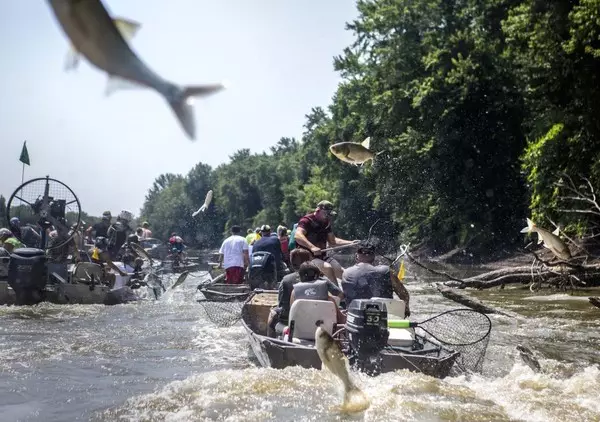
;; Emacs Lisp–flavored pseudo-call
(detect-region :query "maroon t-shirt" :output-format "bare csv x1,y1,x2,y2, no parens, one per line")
297,213,332,250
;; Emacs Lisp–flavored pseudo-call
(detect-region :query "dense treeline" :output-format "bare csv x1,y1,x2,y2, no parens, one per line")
140,0,600,255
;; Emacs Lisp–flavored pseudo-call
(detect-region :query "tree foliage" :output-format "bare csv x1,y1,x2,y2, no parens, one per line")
140,0,600,253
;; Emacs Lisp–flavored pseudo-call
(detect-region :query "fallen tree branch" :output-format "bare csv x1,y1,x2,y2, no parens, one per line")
436,285,511,316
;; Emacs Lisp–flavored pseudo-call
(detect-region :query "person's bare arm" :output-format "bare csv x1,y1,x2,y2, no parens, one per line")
326,232,356,247
295,227,321,254
289,290,296,307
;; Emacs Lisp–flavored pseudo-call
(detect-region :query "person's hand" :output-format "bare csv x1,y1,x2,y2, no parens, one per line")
310,246,322,256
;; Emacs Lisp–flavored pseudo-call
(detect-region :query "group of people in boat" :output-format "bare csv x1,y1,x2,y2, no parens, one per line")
0,210,161,288
216,200,411,338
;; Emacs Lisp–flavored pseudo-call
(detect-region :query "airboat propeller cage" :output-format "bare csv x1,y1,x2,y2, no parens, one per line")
345,299,389,360
6,176,81,251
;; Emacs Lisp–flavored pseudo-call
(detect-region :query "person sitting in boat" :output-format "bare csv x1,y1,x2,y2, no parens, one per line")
0,228,23,253
249,225,286,289
86,211,112,242
289,262,346,323
218,225,249,284
107,210,133,260
269,248,340,337
293,200,358,285
341,242,411,316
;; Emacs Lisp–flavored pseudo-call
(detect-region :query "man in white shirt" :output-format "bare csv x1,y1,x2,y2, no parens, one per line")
218,225,249,284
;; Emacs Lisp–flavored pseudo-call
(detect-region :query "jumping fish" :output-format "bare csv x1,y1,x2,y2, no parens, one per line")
329,137,382,166
192,190,213,217
315,321,369,410
47,0,227,140
520,218,571,260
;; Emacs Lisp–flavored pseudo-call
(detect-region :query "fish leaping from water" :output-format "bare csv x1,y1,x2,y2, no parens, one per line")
47,0,228,140
520,218,571,261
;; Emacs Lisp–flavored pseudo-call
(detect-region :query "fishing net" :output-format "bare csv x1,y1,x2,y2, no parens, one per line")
415,309,492,374
197,299,245,327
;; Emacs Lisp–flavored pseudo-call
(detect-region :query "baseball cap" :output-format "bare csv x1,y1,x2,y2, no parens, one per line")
260,224,271,232
317,200,337,216
356,240,375,255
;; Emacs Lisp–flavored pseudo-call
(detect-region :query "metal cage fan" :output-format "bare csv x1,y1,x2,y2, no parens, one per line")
6,176,81,251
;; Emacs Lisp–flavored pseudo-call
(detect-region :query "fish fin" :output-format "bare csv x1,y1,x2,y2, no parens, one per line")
192,210,201,218
113,17,142,41
105,75,146,96
361,137,371,150
520,217,535,234
552,227,560,236
64,45,81,71
167,82,228,140
538,236,544,245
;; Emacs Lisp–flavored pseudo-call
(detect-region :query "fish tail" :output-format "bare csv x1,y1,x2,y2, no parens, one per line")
166,82,228,141
343,382,367,406
520,217,535,234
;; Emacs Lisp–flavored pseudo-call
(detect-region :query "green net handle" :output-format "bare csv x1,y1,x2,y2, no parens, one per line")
388,319,416,328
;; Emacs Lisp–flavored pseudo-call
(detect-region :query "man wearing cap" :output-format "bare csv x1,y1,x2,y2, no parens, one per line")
251,225,286,287
342,242,411,315
86,211,112,242
294,200,357,285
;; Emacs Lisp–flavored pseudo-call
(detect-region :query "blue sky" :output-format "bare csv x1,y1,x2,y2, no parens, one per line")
0,0,357,217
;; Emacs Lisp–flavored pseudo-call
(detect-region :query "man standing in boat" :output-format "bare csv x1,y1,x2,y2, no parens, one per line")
218,225,249,284
294,200,357,285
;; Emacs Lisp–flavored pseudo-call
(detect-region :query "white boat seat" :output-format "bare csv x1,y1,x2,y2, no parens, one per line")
387,326,415,347
370,297,406,319
369,297,414,347
72,262,104,284
288,299,336,341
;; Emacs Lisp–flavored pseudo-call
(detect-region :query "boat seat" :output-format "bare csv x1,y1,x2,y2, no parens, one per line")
72,262,104,284
370,297,414,347
288,299,336,341
370,297,406,319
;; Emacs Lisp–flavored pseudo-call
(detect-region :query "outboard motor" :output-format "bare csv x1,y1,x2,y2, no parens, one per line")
247,251,276,290
7,248,47,305
345,299,389,375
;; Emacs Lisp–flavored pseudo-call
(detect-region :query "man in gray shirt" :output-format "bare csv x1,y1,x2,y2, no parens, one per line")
342,243,411,315
290,262,345,323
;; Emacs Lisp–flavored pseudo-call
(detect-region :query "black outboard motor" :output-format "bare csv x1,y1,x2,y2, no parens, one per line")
345,299,389,375
247,251,276,290
7,248,48,305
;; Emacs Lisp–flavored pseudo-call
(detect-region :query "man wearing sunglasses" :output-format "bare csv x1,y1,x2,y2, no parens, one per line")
294,200,357,285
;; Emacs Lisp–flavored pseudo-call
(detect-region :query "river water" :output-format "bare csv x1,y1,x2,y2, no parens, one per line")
1,266,599,421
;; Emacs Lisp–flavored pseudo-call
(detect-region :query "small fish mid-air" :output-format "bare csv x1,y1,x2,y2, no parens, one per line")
192,190,213,217
315,321,369,409
329,137,382,166
47,0,228,141
520,218,571,260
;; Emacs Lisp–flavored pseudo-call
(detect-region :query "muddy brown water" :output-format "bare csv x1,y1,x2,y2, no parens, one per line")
0,258,598,421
